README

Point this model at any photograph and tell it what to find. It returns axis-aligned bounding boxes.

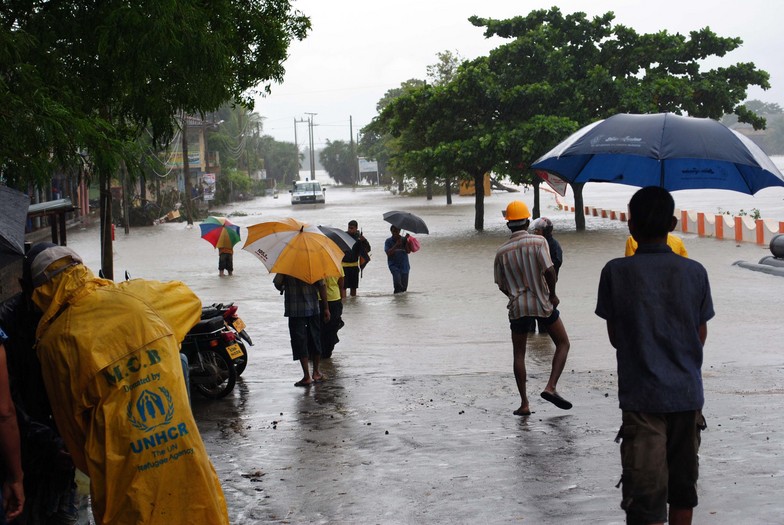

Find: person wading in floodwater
[494,201,572,416]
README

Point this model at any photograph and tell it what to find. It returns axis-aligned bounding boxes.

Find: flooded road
[64,185,783,523]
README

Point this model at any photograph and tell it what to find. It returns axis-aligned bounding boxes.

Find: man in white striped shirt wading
[494,201,572,416]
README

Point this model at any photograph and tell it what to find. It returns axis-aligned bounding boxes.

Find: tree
[471,8,770,230]
[375,8,774,232]
[1,0,310,277]
[427,50,463,85]
[319,140,356,185]
[359,79,426,190]
[258,136,301,185]
[721,100,784,154]
[426,50,464,202]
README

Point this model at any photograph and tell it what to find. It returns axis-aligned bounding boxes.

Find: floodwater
[63,184,783,524]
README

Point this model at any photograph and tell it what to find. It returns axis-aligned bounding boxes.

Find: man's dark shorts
[618,410,706,525]
[288,315,321,360]
[509,308,560,334]
[344,266,360,289]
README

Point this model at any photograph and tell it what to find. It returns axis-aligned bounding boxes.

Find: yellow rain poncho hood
[32,260,229,525]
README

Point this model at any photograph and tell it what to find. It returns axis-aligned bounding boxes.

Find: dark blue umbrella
[531,113,784,194]
[382,210,429,234]
[317,225,356,254]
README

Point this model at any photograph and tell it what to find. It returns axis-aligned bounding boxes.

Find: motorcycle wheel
[194,349,237,399]
[233,341,248,377]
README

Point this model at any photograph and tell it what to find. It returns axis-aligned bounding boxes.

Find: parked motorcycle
[180,316,238,399]
[110,272,242,399]
[201,302,252,376]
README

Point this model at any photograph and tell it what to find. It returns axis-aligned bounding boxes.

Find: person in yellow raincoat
[23,243,229,525]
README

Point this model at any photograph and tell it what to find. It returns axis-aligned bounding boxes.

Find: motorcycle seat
[189,316,224,334]
[201,306,223,320]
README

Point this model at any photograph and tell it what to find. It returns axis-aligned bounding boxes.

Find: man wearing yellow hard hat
[494,201,572,416]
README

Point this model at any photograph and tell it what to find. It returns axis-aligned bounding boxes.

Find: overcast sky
[253,0,783,148]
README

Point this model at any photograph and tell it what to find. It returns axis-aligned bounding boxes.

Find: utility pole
[294,117,308,180]
[305,112,317,181]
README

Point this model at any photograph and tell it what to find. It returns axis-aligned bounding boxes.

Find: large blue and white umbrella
[531,112,784,194]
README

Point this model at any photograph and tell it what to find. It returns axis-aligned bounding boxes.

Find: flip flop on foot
[513,407,531,416]
[294,380,312,387]
[312,373,327,383]
[540,390,572,410]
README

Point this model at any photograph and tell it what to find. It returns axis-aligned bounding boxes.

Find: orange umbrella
[242,217,344,284]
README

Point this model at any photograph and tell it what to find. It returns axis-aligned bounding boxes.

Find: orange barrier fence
[555,202,784,246]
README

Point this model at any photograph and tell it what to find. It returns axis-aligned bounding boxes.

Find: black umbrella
[531,112,784,194]
[0,186,29,267]
[317,225,356,254]
[382,210,429,234]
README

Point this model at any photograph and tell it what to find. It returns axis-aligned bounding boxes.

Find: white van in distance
[290,179,326,205]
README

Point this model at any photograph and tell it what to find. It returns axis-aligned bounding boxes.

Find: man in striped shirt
[494,201,572,416]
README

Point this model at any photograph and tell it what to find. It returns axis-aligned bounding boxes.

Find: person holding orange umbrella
[244,218,344,386]
[273,274,329,386]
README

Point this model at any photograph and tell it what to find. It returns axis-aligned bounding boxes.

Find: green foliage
[258,136,301,184]
[0,0,310,187]
[720,207,762,219]
[372,7,770,231]
[359,79,428,186]
[722,99,784,154]
[319,140,357,185]
[215,168,252,204]
[427,50,463,85]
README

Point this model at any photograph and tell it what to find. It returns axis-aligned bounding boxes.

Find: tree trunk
[573,182,586,231]
[532,178,541,219]
[182,116,194,225]
[445,175,452,205]
[473,171,485,231]
[122,161,130,235]
[426,175,433,200]
[99,170,114,280]
[140,172,147,205]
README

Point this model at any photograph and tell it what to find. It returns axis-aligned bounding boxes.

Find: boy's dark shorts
[218,252,233,272]
[618,410,706,525]
[509,308,560,334]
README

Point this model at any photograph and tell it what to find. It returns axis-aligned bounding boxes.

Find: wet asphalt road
[63,185,783,524]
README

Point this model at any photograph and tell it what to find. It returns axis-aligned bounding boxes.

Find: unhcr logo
[255,248,268,262]
[127,387,175,432]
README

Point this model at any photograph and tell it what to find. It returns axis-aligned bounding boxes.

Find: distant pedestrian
[273,274,330,385]
[384,225,411,294]
[218,246,234,276]
[596,186,713,525]
[494,201,572,416]
[342,220,371,296]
